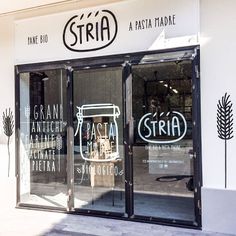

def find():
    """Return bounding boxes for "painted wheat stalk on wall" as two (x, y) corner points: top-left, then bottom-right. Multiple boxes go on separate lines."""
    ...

(217, 93), (234, 188)
(2, 108), (14, 177)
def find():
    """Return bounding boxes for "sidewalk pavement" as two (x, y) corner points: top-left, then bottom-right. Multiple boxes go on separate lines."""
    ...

(1, 205), (235, 236)
(0, 180), (234, 236)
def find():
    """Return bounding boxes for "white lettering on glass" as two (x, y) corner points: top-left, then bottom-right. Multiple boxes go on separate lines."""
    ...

(75, 104), (120, 162)
(23, 103), (64, 173)
(138, 111), (187, 144)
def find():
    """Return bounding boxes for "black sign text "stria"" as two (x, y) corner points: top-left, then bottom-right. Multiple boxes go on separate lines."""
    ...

(63, 10), (118, 52)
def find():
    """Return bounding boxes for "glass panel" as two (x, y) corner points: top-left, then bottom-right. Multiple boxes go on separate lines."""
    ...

(73, 67), (125, 213)
(19, 69), (67, 208)
(132, 60), (195, 221)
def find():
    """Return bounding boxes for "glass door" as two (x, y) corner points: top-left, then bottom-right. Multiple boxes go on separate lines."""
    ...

(73, 66), (125, 213)
(131, 57), (197, 222)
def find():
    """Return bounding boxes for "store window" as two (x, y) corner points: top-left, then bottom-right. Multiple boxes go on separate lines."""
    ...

(19, 69), (68, 208)
(16, 47), (201, 227)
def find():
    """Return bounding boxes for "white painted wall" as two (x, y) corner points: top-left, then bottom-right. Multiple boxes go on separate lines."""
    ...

(0, 16), (16, 216)
(0, 16), (15, 143)
(200, 0), (236, 234)
(0, 0), (68, 14)
(0, 0), (125, 15)
(14, 0), (199, 64)
(200, 0), (236, 190)
(202, 187), (236, 234)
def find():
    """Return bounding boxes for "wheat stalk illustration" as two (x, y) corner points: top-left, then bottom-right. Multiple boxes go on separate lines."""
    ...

(56, 134), (63, 172)
(217, 93), (234, 188)
(3, 108), (14, 177)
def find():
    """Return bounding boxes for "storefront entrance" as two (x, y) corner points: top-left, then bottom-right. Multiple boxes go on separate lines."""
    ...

(132, 61), (195, 221)
(16, 47), (201, 227)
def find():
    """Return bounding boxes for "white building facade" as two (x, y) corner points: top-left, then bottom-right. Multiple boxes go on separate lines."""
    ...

(0, 0), (236, 234)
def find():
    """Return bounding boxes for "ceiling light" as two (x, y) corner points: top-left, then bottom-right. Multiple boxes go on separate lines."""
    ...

(42, 77), (49, 81)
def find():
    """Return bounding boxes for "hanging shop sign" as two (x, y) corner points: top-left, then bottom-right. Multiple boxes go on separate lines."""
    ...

(15, 0), (199, 64)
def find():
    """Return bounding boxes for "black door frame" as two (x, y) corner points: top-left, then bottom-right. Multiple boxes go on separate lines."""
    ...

(123, 60), (134, 218)
(15, 45), (201, 229)
(191, 48), (202, 227)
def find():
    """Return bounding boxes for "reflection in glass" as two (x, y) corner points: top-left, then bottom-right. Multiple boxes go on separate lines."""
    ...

(132, 61), (195, 221)
(73, 68), (125, 213)
(19, 70), (68, 208)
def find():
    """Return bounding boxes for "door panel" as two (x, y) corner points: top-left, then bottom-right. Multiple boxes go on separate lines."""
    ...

(73, 67), (125, 213)
(132, 60), (195, 221)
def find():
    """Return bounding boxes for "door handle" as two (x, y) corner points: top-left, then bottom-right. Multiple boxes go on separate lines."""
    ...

(128, 145), (133, 156)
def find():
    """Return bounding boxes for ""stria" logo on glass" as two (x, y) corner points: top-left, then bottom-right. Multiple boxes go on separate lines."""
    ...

(138, 111), (187, 144)
(63, 10), (118, 52)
